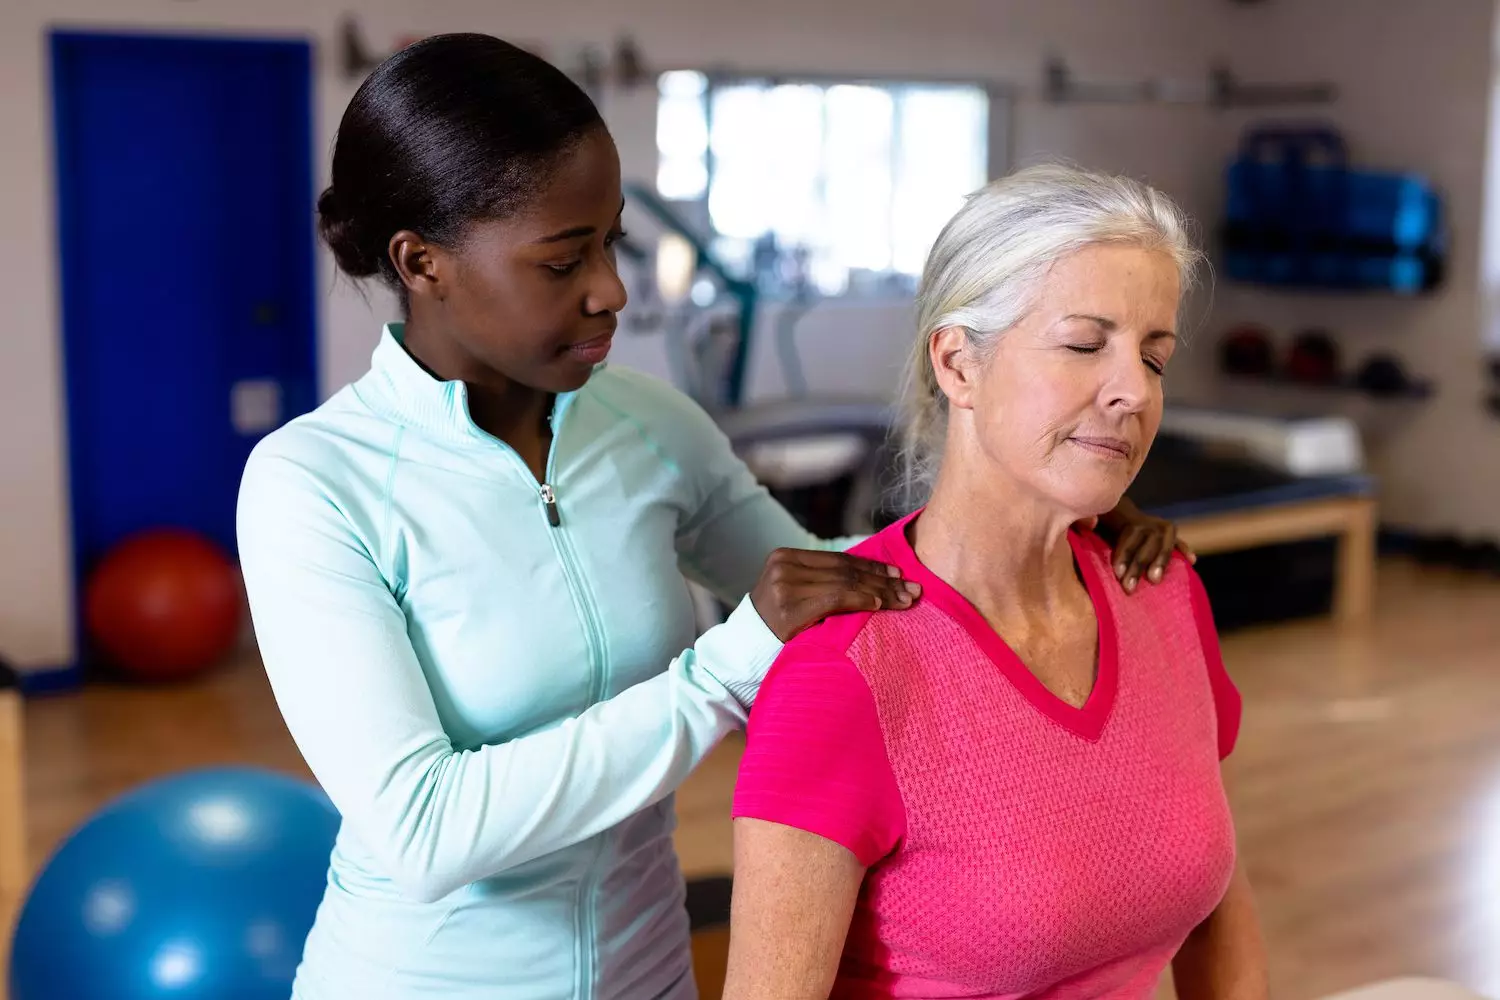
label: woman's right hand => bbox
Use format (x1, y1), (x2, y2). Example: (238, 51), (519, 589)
(750, 549), (922, 643)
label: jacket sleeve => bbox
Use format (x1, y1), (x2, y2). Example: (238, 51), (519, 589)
(236, 445), (782, 904)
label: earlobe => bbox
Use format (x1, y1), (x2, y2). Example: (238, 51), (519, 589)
(389, 230), (442, 300)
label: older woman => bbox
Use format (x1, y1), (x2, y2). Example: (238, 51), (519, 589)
(723, 164), (1268, 1000)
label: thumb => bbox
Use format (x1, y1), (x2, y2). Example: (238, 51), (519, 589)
(1075, 515), (1099, 531)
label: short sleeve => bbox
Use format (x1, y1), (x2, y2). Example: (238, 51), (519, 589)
(1186, 567), (1242, 759)
(732, 644), (905, 867)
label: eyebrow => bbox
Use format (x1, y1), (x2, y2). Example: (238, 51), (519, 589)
(1064, 314), (1177, 340)
(532, 199), (628, 245)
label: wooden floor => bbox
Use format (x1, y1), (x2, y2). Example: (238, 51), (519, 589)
(5, 557), (1500, 1000)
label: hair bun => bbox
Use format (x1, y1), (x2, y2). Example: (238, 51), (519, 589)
(317, 186), (382, 278)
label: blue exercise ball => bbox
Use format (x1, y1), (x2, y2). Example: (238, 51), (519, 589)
(10, 766), (339, 1000)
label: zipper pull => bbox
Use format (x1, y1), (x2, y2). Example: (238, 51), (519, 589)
(539, 483), (561, 527)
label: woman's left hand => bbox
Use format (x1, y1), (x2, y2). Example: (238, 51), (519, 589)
(1082, 497), (1196, 593)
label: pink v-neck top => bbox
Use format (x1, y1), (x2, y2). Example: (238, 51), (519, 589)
(732, 511), (1242, 999)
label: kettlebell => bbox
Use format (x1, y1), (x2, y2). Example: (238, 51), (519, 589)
(1284, 329), (1341, 385)
(1355, 353), (1415, 398)
(1219, 324), (1275, 377)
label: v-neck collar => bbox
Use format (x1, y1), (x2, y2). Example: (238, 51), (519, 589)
(881, 508), (1120, 742)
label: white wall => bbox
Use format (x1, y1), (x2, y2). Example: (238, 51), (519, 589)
(0, 0), (1242, 671)
(2, 0), (1493, 670)
(1193, 0), (1500, 535)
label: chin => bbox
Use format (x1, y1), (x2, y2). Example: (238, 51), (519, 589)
(1050, 480), (1129, 523)
(542, 360), (604, 394)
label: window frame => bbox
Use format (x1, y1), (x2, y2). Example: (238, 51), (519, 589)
(654, 69), (1010, 297)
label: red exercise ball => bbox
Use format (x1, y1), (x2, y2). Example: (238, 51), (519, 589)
(84, 529), (242, 682)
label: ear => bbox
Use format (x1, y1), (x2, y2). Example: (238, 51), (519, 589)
(389, 230), (447, 302)
(928, 325), (981, 411)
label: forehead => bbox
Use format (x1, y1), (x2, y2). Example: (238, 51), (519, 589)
(1034, 245), (1181, 325)
(459, 130), (623, 251)
(519, 130), (623, 224)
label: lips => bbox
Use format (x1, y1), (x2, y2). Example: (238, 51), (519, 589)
(1069, 436), (1133, 460)
(564, 330), (614, 364)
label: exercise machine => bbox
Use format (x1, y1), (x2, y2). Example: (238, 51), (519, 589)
(623, 183), (898, 538)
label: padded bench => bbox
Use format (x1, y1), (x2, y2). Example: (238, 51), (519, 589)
(1129, 435), (1378, 626)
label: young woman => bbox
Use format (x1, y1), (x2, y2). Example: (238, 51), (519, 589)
(725, 165), (1268, 1000)
(236, 34), (1196, 1000)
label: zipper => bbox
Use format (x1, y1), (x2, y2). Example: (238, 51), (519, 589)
(575, 834), (609, 998)
(539, 483), (561, 526)
(544, 495), (610, 993)
(498, 395), (609, 995)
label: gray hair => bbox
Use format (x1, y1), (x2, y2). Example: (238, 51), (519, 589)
(892, 162), (1205, 507)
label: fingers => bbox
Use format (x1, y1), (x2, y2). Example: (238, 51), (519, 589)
(773, 548), (902, 578)
(1123, 532), (1165, 592)
(754, 548), (923, 642)
(1148, 526), (1178, 582)
(1112, 526), (1147, 584)
(1111, 520), (1200, 592)
(798, 568), (920, 612)
(763, 551), (905, 597)
(767, 549), (915, 604)
(773, 579), (919, 641)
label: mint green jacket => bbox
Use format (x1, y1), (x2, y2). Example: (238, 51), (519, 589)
(236, 324), (857, 998)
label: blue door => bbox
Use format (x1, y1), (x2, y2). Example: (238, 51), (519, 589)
(51, 32), (317, 645)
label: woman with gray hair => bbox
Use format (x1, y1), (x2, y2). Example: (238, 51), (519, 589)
(723, 164), (1268, 1000)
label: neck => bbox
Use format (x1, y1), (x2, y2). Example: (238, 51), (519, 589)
(401, 314), (552, 447)
(913, 450), (1083, 617)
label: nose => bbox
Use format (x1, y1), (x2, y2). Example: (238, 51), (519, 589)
(584, 251), (629, 316)
(1103, 353), (1154, 414)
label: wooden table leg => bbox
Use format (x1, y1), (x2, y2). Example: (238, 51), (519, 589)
(1333, 497), (1378, 626)
(1173, 495), (1379, 627)
(0, 664), (24, 987)
(691, 926), (731, 1000)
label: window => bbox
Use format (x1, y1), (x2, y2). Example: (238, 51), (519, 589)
(655, 71), (990, 297)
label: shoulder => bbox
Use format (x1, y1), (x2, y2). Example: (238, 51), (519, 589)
(238, 388), (398, 532)
(779, 608), (881, 668)
(1089, 539), (1240, 757)
(1072, 527), (1203, 608)
(767, 526), (910, 661)
(246, 387), (390, 472)
(753, 526), (903, 711)
(737, 608), (906, 865)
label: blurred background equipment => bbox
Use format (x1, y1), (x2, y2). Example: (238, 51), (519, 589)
(1221, 124), (1448, 295)
(51, 31), (316, 689)
(1284, 328), (1344, 386)
(3, 5), (1500, 1000)
(623, 182), (897, 539)
(1219, 324), (1277, 377)
(83, 529), (242, 684)
(9, 767), (339, 1000)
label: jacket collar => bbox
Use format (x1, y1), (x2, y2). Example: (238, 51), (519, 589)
(355, 322), (588, 445)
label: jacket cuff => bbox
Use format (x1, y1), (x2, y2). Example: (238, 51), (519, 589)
(698, 594), (783, 709)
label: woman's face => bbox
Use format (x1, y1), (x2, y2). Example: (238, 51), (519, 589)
(406, 127), (630, 394)
(934, 244), (1181, 519)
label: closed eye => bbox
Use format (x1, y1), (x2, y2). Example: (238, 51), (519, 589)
(1069, 344), (1167, 376)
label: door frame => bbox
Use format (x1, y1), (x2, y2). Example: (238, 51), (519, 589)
(48, 28), (319, 689)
